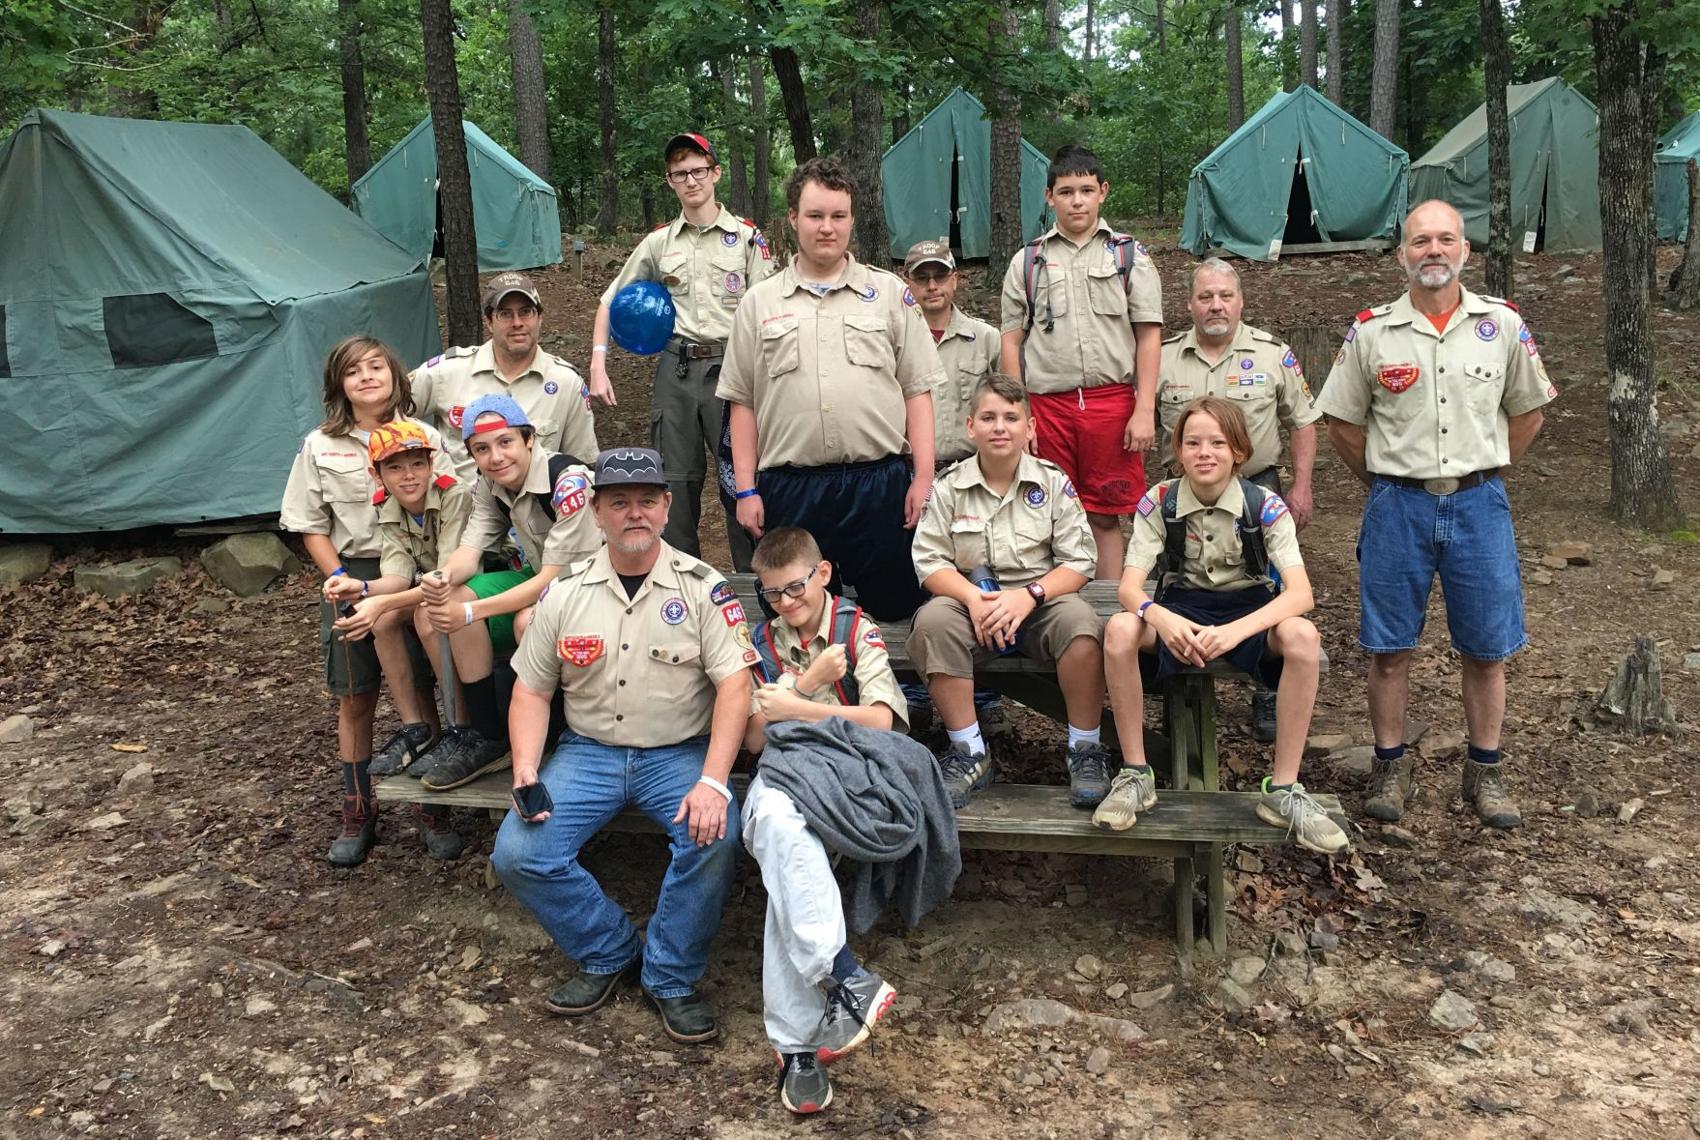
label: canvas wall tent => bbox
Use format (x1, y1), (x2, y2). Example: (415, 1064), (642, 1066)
(1409, 77), (1601, 252)
(353, 118), (562, 271)
(1180, 86), (1408, 261)
(882, 88), (1053, 260)
(0, 109), (438, 534)
(1655, 111), (1700, 242)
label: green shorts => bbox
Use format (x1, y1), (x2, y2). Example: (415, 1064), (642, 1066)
(467, 567), (536, 654)
(321, 556), (433, 697)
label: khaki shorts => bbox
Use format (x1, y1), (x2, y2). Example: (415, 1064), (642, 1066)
(907, 592), (1102, 679)
(321, 556), (433, 697)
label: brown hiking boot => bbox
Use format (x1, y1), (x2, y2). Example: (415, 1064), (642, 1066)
(1363, 756), (1414, 821)
(327, 794), (377, 866)
(1461, 759), (1522, 829)
(411, 803), (464, 861)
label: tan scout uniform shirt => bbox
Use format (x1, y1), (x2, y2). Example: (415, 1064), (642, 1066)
(757, 601), (910, 733)
(280, 420), (455, 559)
(411, 343), (601, 480)
(1315, 288), (1556, 480)
(511, 544), (758, 748)
(458, 444), (601, 571)
(1125, 477), (1303, 593)
(376, 479), (473, 581)
(600, 205), (779, 344)
(1157, 323), (1320, 475)
(998, 221), (1164, 395)
(929, 306), (1002, 464)
(913, 453), (1097, 588)
(718, 255), (944, 468)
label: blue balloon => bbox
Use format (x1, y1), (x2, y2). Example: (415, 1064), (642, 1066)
(608, 280), (677, 356)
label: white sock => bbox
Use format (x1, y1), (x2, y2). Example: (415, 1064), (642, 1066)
(946, 723), (986, 756)
(1068, 724), (1101, 749)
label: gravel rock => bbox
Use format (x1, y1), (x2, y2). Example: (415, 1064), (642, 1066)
(1421, 728), (1466, 756)
(1274, 930), (1308, 956)
(1683, 652), (1700, 671)
(5, 794), (44, 821)
(1085, 1046), (1111, 1075)
(1309, 929), (1340, 952)
(983, 998), (1077, 1032)
(1304, 733), (1353, 758)
(82, 812), (128, 832)
(1380, 824), (1419, 848)
(245, 995), (278, 1017)
(1573, 792), (1601, 818)
(1105, 982), (1128, 1000)
(1518, 887), (1602, 928)
(1617, 797), (1644, 823)
(1548, 540), (1592, 564)
(117, 762), (155, 798)
(1325, 745), (1375, 775)
(0, 543), (52, 585)
(75, 557), (182, 598)
(0, 714), (35, 744)
(1073, 954), (1104, 980)
(1462, 951), (1517, 984)
(1127, 984), (1174, 1010)
(1429, 989), (1479, 1032)
(1458, 1031), (1495, 1055)
(1215, 979), (1254, 1013)
(201, 532), (299, 597)
(1650, 568), (1676, 588)
(1227, 956), (1264, 986)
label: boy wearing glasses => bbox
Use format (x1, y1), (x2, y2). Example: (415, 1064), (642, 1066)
(412, 273), (601, 481)
(590, 132), (778, 563)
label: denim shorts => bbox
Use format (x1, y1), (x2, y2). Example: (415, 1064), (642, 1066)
(1356, 475), (1527, 661)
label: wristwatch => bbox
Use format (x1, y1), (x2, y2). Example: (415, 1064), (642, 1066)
(1025, 581), (1047, 605)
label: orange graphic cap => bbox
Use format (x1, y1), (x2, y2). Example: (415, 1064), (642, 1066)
(367, 421), (435, 465)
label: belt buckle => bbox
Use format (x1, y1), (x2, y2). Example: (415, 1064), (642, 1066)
(1423, 477), (1460, 495)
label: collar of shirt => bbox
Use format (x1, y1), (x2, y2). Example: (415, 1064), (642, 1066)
(578, 542), (685, 604)
(1385, 286), (1494, 337)
(1037, 218), (1115, 252)
(1174, 475), (1247, 520)
(473, 340), (541, 383)
(949, 451), (1049, 497)
(377, 480), (448, 527)
(768, 594), (839, 661)
(778, 252), (872, 299)
(1179, 323), (1263, 368)
(668, 204), (740, 240)
(940, 306), (981, 344)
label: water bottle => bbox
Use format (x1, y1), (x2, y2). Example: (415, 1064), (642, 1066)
(969, 564), (1021, 656)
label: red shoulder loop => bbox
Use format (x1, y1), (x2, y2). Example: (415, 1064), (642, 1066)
(651, 221), (668, 231)
(371, 487), (387, 505)
(1501, 300), (1520, 312)
(433, 474), (457, 490)
(742, 217), (758, 229)
(1155, 482), (1168, 502)
(1356, 308), (1376, 323)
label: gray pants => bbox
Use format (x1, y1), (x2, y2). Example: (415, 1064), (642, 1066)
(651, 347), (752, 568)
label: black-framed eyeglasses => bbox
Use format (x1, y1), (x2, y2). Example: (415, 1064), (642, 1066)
(757, 567), (817, 603)
(666, 166), (715, 185)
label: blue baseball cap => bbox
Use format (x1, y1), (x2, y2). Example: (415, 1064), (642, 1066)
(460, 393), (532, 442)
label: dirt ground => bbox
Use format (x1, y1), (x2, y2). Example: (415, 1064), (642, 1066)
(3, 232), (1699, 1140)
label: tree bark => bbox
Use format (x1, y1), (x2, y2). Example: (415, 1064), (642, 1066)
(1278, 0), (1296, 92)
(716, 61), (752, 216)
(1369, 0), (1399, 140)
(1155, 0), (1166, 53)
(893, 77), (911, 144)
(1672, 160), (1700, 309)
(420, 0), (479, 345)
(1084, 0), (1096, 63)
(508, 0), (550, 182)
(1300, 0), (1318, 88)
(1593, 638), (1676, 736)
(1325, 0), (1344, 103)
(1591, 6), (1684, 528)
(847, 1), (890, 265)
(769, 45), (815, 163)
(749, 53), (771, 227)
(1480, 0), (1512, 298)
(1225, 4), (1244, 132)
(987, 1), (1023, 286)
(595, 7), (618, 234)
(338, 0), (371, 189)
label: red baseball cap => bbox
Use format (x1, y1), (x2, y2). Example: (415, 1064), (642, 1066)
(663, 133), (718, 165)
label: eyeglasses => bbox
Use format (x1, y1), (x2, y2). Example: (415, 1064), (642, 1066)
(665, 166), (715, 185)
(909, 271), (952, 285)
(756, 567), (817, 604)
(491, 306), (538, 323)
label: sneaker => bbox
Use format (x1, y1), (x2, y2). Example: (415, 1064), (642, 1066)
(778, 1052), (833, 1114)
(1066, 741), (1113, 808)
(646, 989), (719, 1044)
(1249, 690), (1278, 743)
(1092, 766), (1158, 831)
(544, 959), (637, 1016)
(368, 722), (437, 777)
(937, 742), (993, 809)
(816, 971), (897, 1064)
(975, 689), (1012, 739)
(421, 728), (510, 791)
(411, 804), (463, 860)
(327, 794), (376, 866)
(1461, 759), (1522, 829)
(1257, 779), (1350, 854)
(1363, 755), (1414, 821)
(399, 727), (461, 784)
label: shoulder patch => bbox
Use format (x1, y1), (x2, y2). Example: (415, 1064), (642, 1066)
(423, 354), (443, 368)
(1260, 492), (1290, 527)
(551, 469), (591, 518)
(433, 474), (457, 490)
(1136, 486), (1162, 517)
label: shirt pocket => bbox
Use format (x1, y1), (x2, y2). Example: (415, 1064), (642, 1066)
(843, 315), (894, 371)
(711, 250), (747, 306)
(1011, 512), (1056, 575)
(658, 252), (691, 298)
(647, 642), (704, 703)
(1039, 266), (1069, 320)
(315, 451), (370, 504)
(947, 518), (991, 574)
(1462, 361), (1506, 414)
(1087, 265), (1128, 317)
(760, 317), (801, 378)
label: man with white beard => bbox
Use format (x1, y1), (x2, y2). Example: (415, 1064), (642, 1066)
(1316, 200), (1556, 831)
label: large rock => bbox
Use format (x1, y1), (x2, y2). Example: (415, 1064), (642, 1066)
(0, 715), (34, 744)
(1429, 989), (1479, 1032)
(200, 533), (298, 597)
(0, 543), (52, 586)
(75, 557), (182, 599)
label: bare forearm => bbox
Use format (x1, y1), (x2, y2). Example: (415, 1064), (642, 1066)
(1506, 409), (1544, 464)
(1132, 324), (1161, 408)
(472, 564), (554, 620)
(1000, 330), (1024, 378)
(303, 534), (342, 577)
(1288, 424), (1317, 488)
(702, 673), (752, 782)
(508, 681), (554, 784)
(730, 403), (759, 490)
(1325, 419), (1371, 486)
(1037, 567), (1089, 599)
(922, 567), (980, 604)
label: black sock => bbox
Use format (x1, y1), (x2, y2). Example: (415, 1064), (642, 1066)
(830, 944), (863, 983)
(342, 758), (372, 799)
(1374, 743), (1406, 763)
(462, 675), (504, 741)
(1467, 744), (1501, 765)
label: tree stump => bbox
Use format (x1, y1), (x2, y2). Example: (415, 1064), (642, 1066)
(1277, 324), (1341, 396)
(1593, 637), (1678, 736)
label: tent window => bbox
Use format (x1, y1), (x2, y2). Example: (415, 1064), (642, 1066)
(104, 294), (218, 369)
(0, 305), (9, 378)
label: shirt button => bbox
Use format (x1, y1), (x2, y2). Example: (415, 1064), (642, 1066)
(1441, 428), (1448, 434)
(671, 654), (679, 662)
(619, 679), (626, 686)
(625, 608), (633, 615)
(1439, 366), (1446, 373)
(621, 643), (629, 650)
(616, 714), (624, 721)
(1440, 397), (1447, 404)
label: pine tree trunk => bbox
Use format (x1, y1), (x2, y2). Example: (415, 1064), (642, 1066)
(1084, 0), (1096, 63)
(987, 1), (1023, 286)
(1369, 0), (1399, 140)
(1279, 0), (1296, 92)
(1672, 160), (1700, 309)
(1226, 5), (1244, 131)
(1300, 0), (1318, 88)
(1591, 6), (1685, 528)
(770, 46), (816, 163)
(339, 0), (371, 189)
(420, 0), (480, 345)
(595, 8), (618, 235)
(848, 2), (890, 265)
(1325, 0), (1344, 103)
(749, 53), (771, 227)
(717, 61), (752, 216)
(1480, 0), (1512, 298)
(508, 0), (551, 182)
(893, 77), (911, 144)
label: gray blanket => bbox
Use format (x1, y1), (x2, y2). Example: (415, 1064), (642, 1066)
(758, 717), (962, 934)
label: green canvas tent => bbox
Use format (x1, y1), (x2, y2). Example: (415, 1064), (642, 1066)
(1655, 111), (1700, 241)
(0, 109), (438, 534)
(1180, 85), (1408, 260)
(882, 88), (1053, 260)
(1409, 78), (1601, 252)
(353, 118), (562, 271)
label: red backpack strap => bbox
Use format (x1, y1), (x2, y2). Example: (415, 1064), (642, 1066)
(827, 595), (864, 707)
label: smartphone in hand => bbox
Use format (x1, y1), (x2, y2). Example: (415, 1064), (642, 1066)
(512, 782), (553, 820)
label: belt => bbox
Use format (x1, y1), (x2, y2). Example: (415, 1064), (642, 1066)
(1376, 470), (1495, 495)
(664, 336), (725, 360)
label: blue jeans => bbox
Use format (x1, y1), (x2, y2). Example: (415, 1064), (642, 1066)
(1356, 475), (1527, 661)
(491, 732), (740, 998)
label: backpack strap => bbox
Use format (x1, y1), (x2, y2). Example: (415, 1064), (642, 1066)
(825, 595), (863, 707)
(1235, 477), (1271, 582)
(531, 451), (587, 519)
(1021, 238), (1047, 334)
(751, 619), (785, 685)
(1153, 480), (1186, 598)
(1108, 233), (1135, 288)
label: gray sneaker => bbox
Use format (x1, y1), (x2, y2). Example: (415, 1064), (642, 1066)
(816, 971), (896, 1064)
(1092, 766), (1158, 831)
(778, 1051), (833, 1114)
(938, 742), (993, 809)
(1257, 779), (1349, 854)
(1066, 741), (1113, 807)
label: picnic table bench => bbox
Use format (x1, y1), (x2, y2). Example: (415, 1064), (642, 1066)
(378, 575), (1342, 957)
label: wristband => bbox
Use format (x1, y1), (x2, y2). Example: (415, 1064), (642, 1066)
(734, 488), (760, 500)
(463, 601), (475, 628)
(360, 580), (370, 597)
(1137, 600), (1155, 618)
(330, 566), (347, 578)
(697, 775), (733, 802)
(592, 345), (609, 353)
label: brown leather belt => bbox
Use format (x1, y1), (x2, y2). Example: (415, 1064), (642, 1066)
(1376, 470), (1494, 495)
(664, 337), (725, 360)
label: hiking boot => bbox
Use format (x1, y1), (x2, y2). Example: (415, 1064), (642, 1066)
(1462, 759), (1522, 829)
(421, 728), (510, 791)
(778, 1052), (833, 1114)
(327, 794), (377, 866)
(1249, 690), (1278, 743)
(816, 971), (897, 1064)
(368, 722), (437, 777)
(937, 742), (993, 809)
(411, 804), (463, 860)
(1257, 779), (1350, 854)
(1093, 765), (1158, 831)
(1066, 741), (1113, 808)
(544, 960), (637, 1016)
(646, 989), (719, 1044)
(1363, 755), (1414, 821)
(975, 689), (1012, 739)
